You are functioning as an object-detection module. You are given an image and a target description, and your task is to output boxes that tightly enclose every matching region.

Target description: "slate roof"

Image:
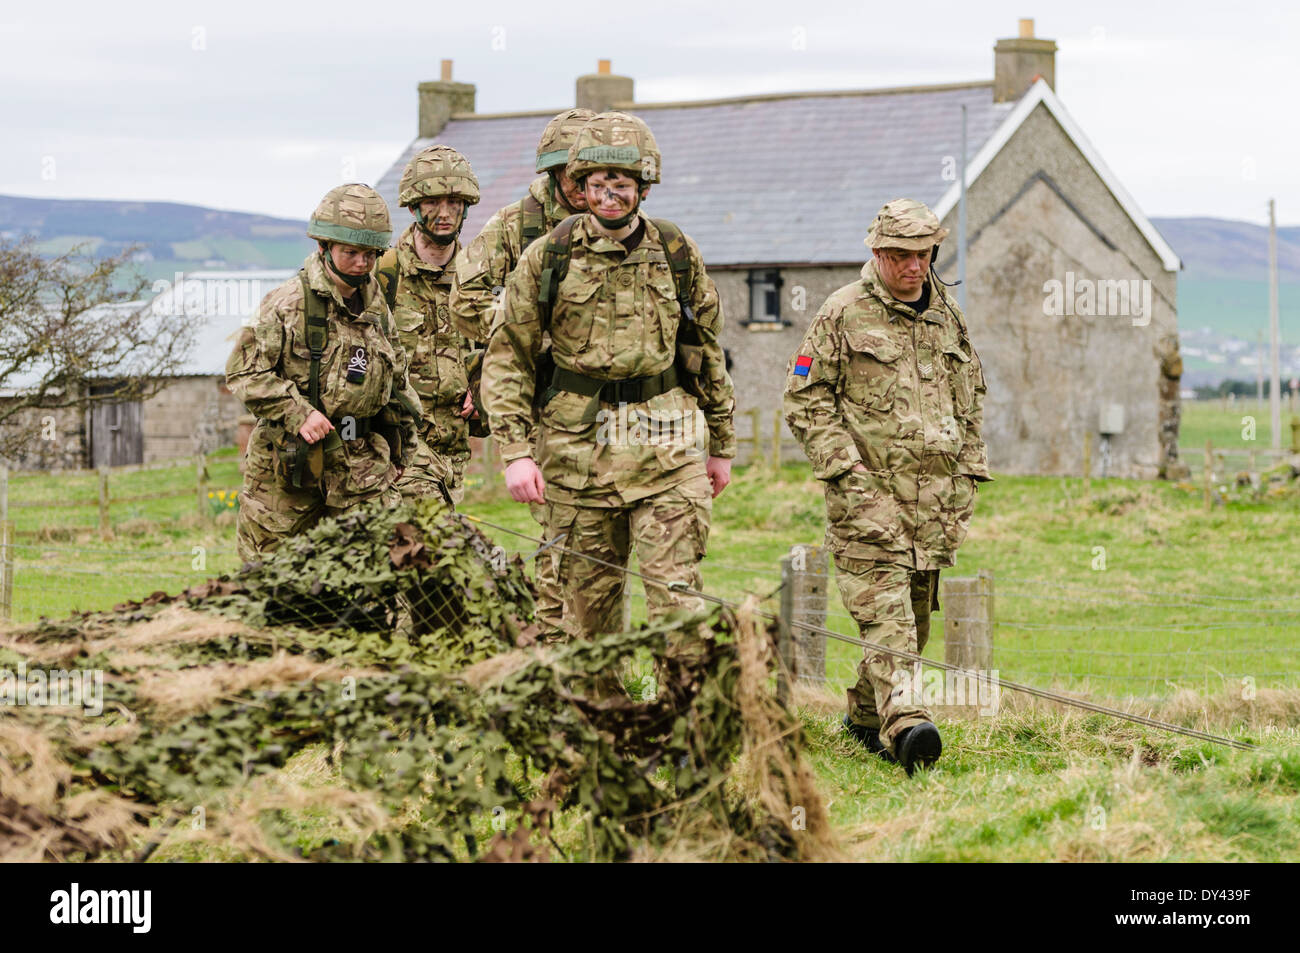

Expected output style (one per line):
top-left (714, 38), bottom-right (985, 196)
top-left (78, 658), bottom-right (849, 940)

top-left (376, 82), bottom-right (1013, 267)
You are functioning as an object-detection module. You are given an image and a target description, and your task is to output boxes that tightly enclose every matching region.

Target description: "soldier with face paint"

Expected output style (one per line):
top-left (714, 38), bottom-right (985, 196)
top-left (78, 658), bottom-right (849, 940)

top-left (481, 112), bottom-right (737, 645)
top-left (379, 145), bottom-right (478, 503)
top-left (784, 198), bottom-right (990, 777)
top-left (450, 109), bottom-right (595, 639)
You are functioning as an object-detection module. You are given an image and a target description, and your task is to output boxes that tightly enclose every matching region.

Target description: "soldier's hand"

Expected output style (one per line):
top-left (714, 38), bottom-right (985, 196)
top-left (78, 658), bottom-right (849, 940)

top-left (706, 456), bottom-right (732, 498)
top-left (505, 457), bottom-right (546, 504)
top-left (459, 390), bottom-right (477, 419)
top-left (299, 410), bottom-right (334, 444)
top-left (851, 462), bottom-right (869, 474)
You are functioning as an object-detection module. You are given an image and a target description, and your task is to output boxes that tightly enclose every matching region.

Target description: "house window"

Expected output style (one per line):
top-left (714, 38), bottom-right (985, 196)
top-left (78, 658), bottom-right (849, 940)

top-left (745, 269), bottom-right (785, 325)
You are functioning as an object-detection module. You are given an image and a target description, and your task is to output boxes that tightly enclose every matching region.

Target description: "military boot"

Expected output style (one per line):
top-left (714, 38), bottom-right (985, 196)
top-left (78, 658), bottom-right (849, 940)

top-left (842, 714), bottom-right (897, 764)
top-left (894, 722), bottom-right (942, 777)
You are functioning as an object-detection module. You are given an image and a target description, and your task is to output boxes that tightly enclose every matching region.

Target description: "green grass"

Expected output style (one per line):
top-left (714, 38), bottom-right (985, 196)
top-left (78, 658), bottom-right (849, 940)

top-left (797, 704), bottom-right (1300, 861)
top-left (1179, 397), bottom-right (1298, 453)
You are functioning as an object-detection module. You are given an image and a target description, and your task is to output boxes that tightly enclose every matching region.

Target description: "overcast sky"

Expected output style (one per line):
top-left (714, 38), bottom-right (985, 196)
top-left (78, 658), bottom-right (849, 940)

top-left (2, 0), bottom-right (1295, 225)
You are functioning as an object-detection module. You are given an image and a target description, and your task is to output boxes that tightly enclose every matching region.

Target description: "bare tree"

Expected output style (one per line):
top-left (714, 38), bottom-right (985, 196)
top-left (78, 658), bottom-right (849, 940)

top-left (0, 237), bottom-right (197, 462)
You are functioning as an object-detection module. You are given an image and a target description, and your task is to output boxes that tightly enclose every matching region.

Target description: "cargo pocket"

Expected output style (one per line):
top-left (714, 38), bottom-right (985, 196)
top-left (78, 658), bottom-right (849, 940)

top-left (638, 390), bottom-right (706, 470)
top-left (644, 265), bottom-right (681, 368)
top-left (537, 389), bottom-right (596, 491)
top-left (826, 467), bottom-right (907, 551)
top-left (843, 329), bottom-right (903, 411)
top-left (393, 305), bottom-right (434, 398)
top-left (555, 268), bottom-right (602, 351)
top-left (944, 344), bottom-right (975, 417)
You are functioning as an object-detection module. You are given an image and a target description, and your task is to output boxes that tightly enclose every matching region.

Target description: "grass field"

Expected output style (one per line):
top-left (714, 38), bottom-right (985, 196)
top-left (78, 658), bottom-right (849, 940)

top-left (5, 438), bottom-right (1298, 862)
top-left (1180, 396), bottom-right (1298, 455)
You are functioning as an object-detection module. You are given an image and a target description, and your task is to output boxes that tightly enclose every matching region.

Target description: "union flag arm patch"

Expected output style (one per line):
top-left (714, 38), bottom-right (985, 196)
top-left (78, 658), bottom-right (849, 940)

top-left (792, 355), bottom-right (813, 377)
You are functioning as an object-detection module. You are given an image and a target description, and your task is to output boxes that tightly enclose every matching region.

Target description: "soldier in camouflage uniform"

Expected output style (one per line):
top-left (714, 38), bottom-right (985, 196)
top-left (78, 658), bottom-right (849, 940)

top-left (450, 107), bottom-right (594, 343)
top-left (227, 184), bottom-right (426, 563)
top-left (381, 146), bottom-right (479, 503)
top-left (481, 112), bottom-right (737, 641)
top-left (450, 108), bottom-right (594, 638)
top-left (784, 199), bottom-right (990, 776)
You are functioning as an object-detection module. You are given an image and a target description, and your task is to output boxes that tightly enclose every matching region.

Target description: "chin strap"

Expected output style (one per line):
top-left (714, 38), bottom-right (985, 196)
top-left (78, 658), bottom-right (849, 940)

top-left (591, 194), bottom-right (642, 230)
top-left (321, 246), bottom-right (369, 289)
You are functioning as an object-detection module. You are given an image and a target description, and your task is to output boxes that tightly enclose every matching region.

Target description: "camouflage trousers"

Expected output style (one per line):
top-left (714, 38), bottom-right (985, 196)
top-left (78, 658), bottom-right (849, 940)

top-left (529, 501), bottom-right (565, 641)
top-left (834, 554), bottom-right (939, 751)
top-left (236, 466), bottom-right (401, 564)
top-left (394, 428), bottom-right (457, 505)
top-left (548, 472), bottom-right (712, 641)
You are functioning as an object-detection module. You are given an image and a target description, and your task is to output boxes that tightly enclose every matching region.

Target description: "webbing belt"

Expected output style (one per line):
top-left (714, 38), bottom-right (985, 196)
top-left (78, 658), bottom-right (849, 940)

top-left (551, 364), bottom-right (678, 404)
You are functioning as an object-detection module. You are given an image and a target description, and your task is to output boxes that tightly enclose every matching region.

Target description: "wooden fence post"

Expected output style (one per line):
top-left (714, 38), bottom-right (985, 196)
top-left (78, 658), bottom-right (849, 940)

top-left (777, 554), bottom-right (795, 706)
top-left (196, 453), bottom-right (208, 519)
top-left (0, 466), bottom-right (10, 621)
top-left (98, 465), bottom-right (111, 541)
top-left (1203, 439), bottom-right (1213, 511)
top-left (788, 543), bottom-right (829, 682)
top-left (1082, 430), bottom-right (1092, 498)
top-left (0, 521), bottom-right (11, 622)
top-left (482, 436), bottom-right (495, 485)
top-left (940, 570), bottom-right (995, 718)
top-left (748, 408), bottom-right (761, 466)
top-left (942, 569), bottom-right (994, 673)
top-left (771, 409), bottom-right (782, 469)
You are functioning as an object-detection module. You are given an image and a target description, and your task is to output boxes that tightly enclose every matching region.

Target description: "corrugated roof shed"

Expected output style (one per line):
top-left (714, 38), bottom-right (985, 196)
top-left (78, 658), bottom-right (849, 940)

top-left (376, 82), bottom-right (1013, 267)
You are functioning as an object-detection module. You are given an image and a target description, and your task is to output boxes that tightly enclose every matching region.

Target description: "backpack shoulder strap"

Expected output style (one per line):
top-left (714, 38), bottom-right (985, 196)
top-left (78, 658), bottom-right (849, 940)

top-left (651, 218), bottom-right (696, 324)
top-left (536, 214), bottom-right (583, 329)
top-left (299, 271), bottom-right (329, 411)
top-left (519, 193), bottom-right (546, 251)
top-left (376, 247), bottom-right (400, 312)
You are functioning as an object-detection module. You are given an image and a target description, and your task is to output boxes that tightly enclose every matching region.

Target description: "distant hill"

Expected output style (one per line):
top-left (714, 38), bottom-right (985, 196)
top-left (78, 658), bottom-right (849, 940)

top-left (1149, 218), bottom-right (1300, 355)
top-left (1, 196), bottom-right (1295, 354)
top-left (0, 194), bottom-right (314, 283)
top-left (1151, 216), bottom-right (1300, 283)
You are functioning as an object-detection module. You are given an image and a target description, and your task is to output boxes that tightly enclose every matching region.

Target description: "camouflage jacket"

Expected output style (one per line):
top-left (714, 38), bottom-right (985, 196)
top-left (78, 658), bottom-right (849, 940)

top-left (783, 261), bottom-right (990, 570)
top-left (482, 212), bottom-right (738, 507)
top-left (226, 252), bottom-right (423, 483)
top-left (386, 225), bottom-right (472, 445)
top-left (450, 175), bottom-right (573, 344)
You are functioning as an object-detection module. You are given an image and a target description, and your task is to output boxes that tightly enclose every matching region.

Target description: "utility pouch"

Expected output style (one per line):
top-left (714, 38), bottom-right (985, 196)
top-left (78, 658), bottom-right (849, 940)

top-left (270, 425), bottom-right (323, 489)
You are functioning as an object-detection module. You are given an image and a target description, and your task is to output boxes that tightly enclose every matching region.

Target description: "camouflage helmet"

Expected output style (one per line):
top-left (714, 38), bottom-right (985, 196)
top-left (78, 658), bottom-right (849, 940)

top-left (865, 198), bottom-right (949, 251)
top-left (307, 184), bottom-right (392, 250)
top-left (536, 108), bottom-right (597, 173)
top-left (565, 111), bottom-right (661, 185)
top-left (398, 145), bottom-right (480, 208)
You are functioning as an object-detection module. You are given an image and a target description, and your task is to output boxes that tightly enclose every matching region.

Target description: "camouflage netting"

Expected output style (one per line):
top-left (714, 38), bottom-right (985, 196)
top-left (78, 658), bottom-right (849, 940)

top-left (0, 499), bottom-right (834, 862)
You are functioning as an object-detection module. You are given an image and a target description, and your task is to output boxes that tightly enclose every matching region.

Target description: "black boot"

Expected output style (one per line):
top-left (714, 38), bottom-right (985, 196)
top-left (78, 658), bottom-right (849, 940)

top-left (842, 714), bottom-right (897, 764)
top-left (894, 722), bottom-right (942, 777)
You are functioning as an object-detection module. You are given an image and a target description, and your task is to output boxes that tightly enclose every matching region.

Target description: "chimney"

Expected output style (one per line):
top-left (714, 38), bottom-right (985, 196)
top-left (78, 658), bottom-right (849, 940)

top-left (993, 19), bottom-right (1057, 103)
top-left (418, 59), bottom-right (476, 138)
top-left (576, 59), bottom-right (634, 113)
